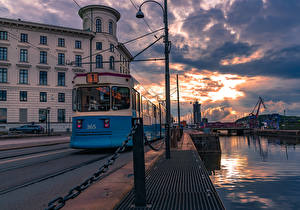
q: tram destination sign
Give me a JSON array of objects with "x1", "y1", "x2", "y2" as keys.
[{"x1": 86, "y1": 73, "x2": 99, "y2": 84}]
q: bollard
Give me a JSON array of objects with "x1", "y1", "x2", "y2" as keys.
[{"x1": 132, "y1": 118, "x2": 146, "y2": 207}]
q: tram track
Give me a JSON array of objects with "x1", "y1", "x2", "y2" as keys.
[
  {"x1": 0, "y1": 145, "x2": 70, "y2": 160},
  {"x1": 0, "y1": 148, "x2": 76, "y2": 173},
  {"x1": 0, "y1": 153, "x2": 112, "y2": 195}
]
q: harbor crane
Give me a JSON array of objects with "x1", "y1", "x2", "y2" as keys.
[{"x1": 248, "y1": 96, "x2": 266, "y2": 128}]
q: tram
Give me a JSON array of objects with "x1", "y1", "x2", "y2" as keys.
[{"x1": 70, "y1": 72, "x2": 166, "y2": 148}]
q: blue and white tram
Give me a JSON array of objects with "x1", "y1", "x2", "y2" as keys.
[{"x1": 70, "y1": 72, "x2": 166, "y2": 149}]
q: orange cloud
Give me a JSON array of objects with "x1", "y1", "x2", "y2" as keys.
[
  {"x1": 220, "y1": 50, "x2": 264, "y2": 66},
  {"x1": 136, "y1": 70, "x2": 246, "y2": 104}
]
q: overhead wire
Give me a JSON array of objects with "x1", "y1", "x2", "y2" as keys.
[
  {"x1": 78, "y1": 58, "x2": 165, "y2": 65},
  {"x1": 71, "y1": 0, "x2": 166, "y2": 99},
  {"x1": 128, "y1": 0, "x2": 156, "y2": 35}
]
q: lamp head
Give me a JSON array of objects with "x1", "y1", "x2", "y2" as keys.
[{"x1": 136, "y1": 9, "x2": 144, "y2": 18}]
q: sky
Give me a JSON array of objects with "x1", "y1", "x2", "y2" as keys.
[{"x1": 1, "y1": 0, "x2": 300, "y2": 122}]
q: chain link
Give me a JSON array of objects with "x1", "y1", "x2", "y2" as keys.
[
  {"x1": 45, "y1": 123, "x2": 139, "y2": 210},
  {"x1": 144, "y1": 135, "x2": 164, "y2": 151}
]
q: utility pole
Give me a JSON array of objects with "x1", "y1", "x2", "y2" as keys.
[
  {"x1": 136, "y1": 0, "x2": 171, "y2": 159},
  {"x1": 164, "y1": 0, "x2": 171, "y2": 159},
  {"x1": 176, "y1": 74, "x2": 180, "y2": 127}
]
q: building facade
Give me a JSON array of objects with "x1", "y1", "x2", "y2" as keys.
[{"x1": 0, "y1": 5, "x2": 132, "y2": 132}]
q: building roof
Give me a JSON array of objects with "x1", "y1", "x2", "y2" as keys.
[
  {"x1": 78, "y1": 5, "x2": 121, "y2": 21},
  {"x1": 118, "y1": 43, "x2": 133, "y2": 60},
  {"x1": 0, "y1": 17, "x2": 94, "y2": 37}
]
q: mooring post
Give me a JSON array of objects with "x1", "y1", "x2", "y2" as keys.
[{"x1": 132, "y1": 118, "x2": 146, "y2": 207}]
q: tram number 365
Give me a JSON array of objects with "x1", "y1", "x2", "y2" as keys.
[{"x1": 87, "y1": 124, "x2": 97, "y2": 129}]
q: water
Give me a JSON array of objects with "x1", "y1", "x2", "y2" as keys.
[{"x1": 202, "y1": 136, "x2": 300, "y2": 210}]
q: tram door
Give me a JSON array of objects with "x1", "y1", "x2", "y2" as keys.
[{"x1": 131, "y1": 90, "x2": 137, "y2": 117}]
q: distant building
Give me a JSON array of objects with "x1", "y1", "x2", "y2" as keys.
[
  {"x1": 193, "y1": 101, "x2": 201, "y2": 125},
  {"x1": 0, "y1": 5, "x2": 132, "y2": 131}
]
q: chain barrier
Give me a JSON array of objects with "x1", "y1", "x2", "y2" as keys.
[
  {"x1": 144, "y1": 134, "x2": 164, "y2": 151},
  {"x1": 45, "y1": 123, "x2": 139, "y2": 210}
]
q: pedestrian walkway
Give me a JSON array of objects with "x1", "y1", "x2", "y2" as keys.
[{"x1": 115, "y1": 132, "x2": 225, "y2": 209}]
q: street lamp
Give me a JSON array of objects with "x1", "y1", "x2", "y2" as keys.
[{"x1": 136, "y1": 0, "x2": 171, "y2": 159}]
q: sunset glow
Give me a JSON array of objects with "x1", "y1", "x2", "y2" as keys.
[
  {"x1": 2, "y1": 0, "x2": 300, "y2": 122},
  {"x1": 220, "y1": 50, "x2": 264, "y2": 66}
]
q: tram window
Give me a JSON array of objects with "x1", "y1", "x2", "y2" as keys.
[
  {"x1": 112, "y1": 86, "x2": 130, "y2": 110},
  {"x1": 149, "y1": 102, "x2": 152, "y2": 116},
  {"x1": 142, "y1": 96, "x2": 148, "y2": 114},
  {"x1": 136, "y1": 92, "x2": 140, "y2": 113},
  {"x1": 132, "y1": 90, "x2": 136, "y2": 110},
  {"x1": 77, "y1": 86, "x2": 110, "y2": 112}
]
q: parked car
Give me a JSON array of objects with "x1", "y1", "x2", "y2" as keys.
[{"x1": 9, "y1": 125, "x2": 45, "y2": 134}]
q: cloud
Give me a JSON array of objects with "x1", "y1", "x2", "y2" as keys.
[
  {"x1": 203, "y1": 106, "x2": 232, "y2": 121},
  {"x1": 2, "y1": 0, "x2": 300, "y2": 118}
]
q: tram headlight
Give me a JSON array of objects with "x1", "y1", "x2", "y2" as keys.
[
  {"x1": 104, "y1": 119, "x2": 110, "y2": 128},
  {"x1": 77, "y1": 119, "x2": 83, "y2": 129}
]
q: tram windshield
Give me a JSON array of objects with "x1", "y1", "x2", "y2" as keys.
[
  {"x1": 77, "y1": 86, "x2": 110, "y2": 111},
  {"x1": 112, "y1": 86, "x2": 130, "y2": 110}
]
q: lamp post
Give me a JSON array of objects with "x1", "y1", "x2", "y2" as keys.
[
  {"x1": 47, "y1": 107, "x2": 51, "y2": 135},
  {"x1": 136, "y1": 0, "x2": 171, "y2": 159}
]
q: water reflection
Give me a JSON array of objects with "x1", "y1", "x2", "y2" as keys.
[{"x1": 202, "y1": 135, "x2": 300, "y2": 210}]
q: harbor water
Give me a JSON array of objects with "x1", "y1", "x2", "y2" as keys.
[{"x1": 201, "y1": 136, "x2": 300, "y2": 210}]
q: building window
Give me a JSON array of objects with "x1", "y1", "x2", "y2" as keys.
[
  {"x1": 0, "y1": 90, "x2": 6, "y2": 101},
  {"x1": 40, "y1": 92, "x2": 47, "y2": 102},
  {"x1": 96, "y1": 19, "x2": 102, "y2": 32},
  {"x1": 39, "y1": 109, "x2": 47, "y2": 123},
  {"x1": 110, "y1": 44, "x2": 114, "y2": 52},
  {"x1": 75, "y1": 40, "x2": 81, "y2": 49},
  {"x1": 39, "y1": 71, "x2": 47, "y2": 85},
  {"x1": 96, "y1": 55, "x2": 103, "y2": 68},
  {"x1": 57, "y1": 109, "x2": 66, "y2": 123},
  {"x1": 58, "y1": 72, "x2": 65, "y2": 86},
  {"x1": 19, "y1": 69, "x2": 28, "y2": 84},
  {"x1": 0, "y1": 68, "x2": 7, "y2": 83},
  {"x1": 109, "y1": 21, "x2": 113, "y2": 35},
  {"x1": 0, "y1": 108, "x2": 7, "y2": 123},
  {"x1": 19, "y1": 108, "x2": 27, "y2": 123},
  {"x1": 40, "y1": 51, "x2": 47, "y2": 64},
  {"x1": 0, "y1": 47, "x2": 7, "y2": 60},
  {"x1": 20, "y1": 91, "x2": 27, "y2": 101},
  {"x1": 20, "y1": 49, "x2": 28, "y2": 62},
  {"x1": 58, "y1": 93, "x2": 65, "y2": 102},
  {"x1": 0, "y1": 31, "x2": 7, "y2": 40},
  {"x1": 75, "y1": 55, "x2": 82, "y2": 67},
  {"x1": 96, "y1": 42, "x2": 102, "y2": 50},
  {"x1": 58, "y1": 38, "x2": 65, "y2": 47},
  {"x1": 120, "y1": 66, "x2": 122, "y2": 73},
  {"x1": 58, "y1": 53, "x2": 65, "y2": 65},
  {"x1": 20, "y1": 33, "x2": 28, "y2": 42},
  {"x1": 40, "y1": 36, "x2": 47, "y2": 45},
  {"x1": 109, "y1": 56, "x2": 115, "y2": 70}
]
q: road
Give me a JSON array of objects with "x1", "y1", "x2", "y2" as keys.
[{"x1": 0, "y1": 136, "x2": 136, "y2": 210}]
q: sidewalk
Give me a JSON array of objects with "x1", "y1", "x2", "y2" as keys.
[
  {"x1": 63, "y1": 132, "x2": 224, "y2": 210},
  {"x1": 64, "y1": 140, "x2": 165, "y2": 210},
  {"x1": 116, "y1": 132, "x2": 225, "y2": 209},
  {"x1": 0, "y1": 135, "x2": 70, "y2": 151}
]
